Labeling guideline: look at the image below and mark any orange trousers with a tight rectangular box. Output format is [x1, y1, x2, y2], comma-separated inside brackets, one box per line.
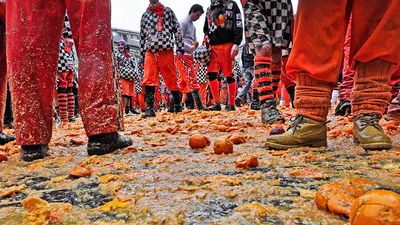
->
[7, 0, 119, 145]
[142, 50, 179, 91]
[176, 55, 200, 93]
[288, 0, 400, 82]
[287, 0, 399, 121]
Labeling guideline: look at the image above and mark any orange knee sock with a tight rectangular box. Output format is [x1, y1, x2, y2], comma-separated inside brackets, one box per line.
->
[352, 59, 393, 117]
[295, 74, 333, 122]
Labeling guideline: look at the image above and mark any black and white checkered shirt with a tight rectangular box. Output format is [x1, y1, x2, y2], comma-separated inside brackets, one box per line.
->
[57, 12, 75, 73]
[57, 39, 75, 73]
[139, 6, 183, 61]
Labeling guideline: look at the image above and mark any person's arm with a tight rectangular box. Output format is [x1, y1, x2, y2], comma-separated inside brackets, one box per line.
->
[139, 13, 146, 64]
[203, 10, 210, 37]
[232, 1, 243, 45]
[170, 9, 184, 54]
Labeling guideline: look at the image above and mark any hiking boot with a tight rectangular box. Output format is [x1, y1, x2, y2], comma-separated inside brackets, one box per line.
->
[87, 132, 133, 156]
[208, 103, 222, 111]
[21, 144, 49, 162]
[261, 100, 285, 124]
[353, 114, 392, 150]
[0, 132, 16, 145]
[235, 98, 242, 107]
[225, 105, 236, 111]
[265, 115, 328, 150]
[335, 100, 351, 116]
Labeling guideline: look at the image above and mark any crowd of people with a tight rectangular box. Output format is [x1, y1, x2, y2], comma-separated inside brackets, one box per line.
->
[0, 0, 399, 162]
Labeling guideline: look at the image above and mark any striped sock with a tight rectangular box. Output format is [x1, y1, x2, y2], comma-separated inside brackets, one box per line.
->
[67, 91, 75, 120]
[254, 56, 274, 104]
[57, 92, 68, 123]
[271, 64, 281, 96]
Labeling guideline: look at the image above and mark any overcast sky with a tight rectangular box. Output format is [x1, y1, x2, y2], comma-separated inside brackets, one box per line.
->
[111, 0, 298, 41]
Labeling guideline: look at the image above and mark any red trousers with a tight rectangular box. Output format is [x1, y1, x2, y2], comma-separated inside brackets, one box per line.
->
[57, 71, 75, 89]
[0, 2, 6, 132]
[7, 0, 119, 145]
[288, 0, 400, 83]
[176, 55, 200, 93]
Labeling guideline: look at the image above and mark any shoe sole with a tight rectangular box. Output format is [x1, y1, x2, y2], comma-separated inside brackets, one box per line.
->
[87, 142, 133, 156]
[353, 138, 392, 150]
[265, 140, 327, 150]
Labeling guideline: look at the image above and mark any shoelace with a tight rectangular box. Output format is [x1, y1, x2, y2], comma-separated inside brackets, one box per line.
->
[357, 114, 382, 131]
[288, 115, 305, 134]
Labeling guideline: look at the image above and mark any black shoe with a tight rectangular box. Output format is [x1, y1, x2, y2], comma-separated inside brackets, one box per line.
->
[87, 132, 132, 156]
[0, 132, 16, 145]
[192, 91, 207, 110]
[235, 98, 242, 107]
[3, 121, 14, 129]
[335, 100, 351, 116]
[225, 105, 236, 111]
[261, 100, 285, 124]
[68, 117, 76, 122]
[172, 91, 183, 113]
[130, 109, 140, 115]
[250, 101, 261, 110]
[208, 103, 222, 111]
[143, 86, 156, 117]
[186, 93, 195, 109]
[21, 144, 49, 162]
[142, 107, 156, 118]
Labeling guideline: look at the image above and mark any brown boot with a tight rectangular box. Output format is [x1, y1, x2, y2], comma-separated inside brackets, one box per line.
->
[353, 114, 392, 150]
[265, 115, 327, 150]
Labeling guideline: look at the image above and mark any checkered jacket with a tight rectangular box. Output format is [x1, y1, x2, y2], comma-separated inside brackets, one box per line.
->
[115, 51, 137, 81]
[57, 38, 75, 73]
[139, 6, 184, 62]
[57, 13, 75, 73]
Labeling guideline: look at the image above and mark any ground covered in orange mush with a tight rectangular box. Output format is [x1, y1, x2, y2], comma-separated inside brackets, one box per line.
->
[0, 107, 399, 225]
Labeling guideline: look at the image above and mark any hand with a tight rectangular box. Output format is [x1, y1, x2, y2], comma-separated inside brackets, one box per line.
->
[192, 41, 199, 48]
[231, 44, 239, 58]
[203, 36, 209, 44]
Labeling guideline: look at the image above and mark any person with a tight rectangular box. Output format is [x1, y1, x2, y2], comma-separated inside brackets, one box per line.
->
[56, 13, 77, 124]
[195, 61, 209, 105]
[114, 40, 137, 116]
[203, 0, 243, 111]
[0, 0, 16, 145]
[6, 0, 133, 161]
[140, 0, 184, 118]
[235, 44, 254, 107]
[241, 0, 293, 124]
[265, 0, 400, 150]
[176, 4, 206, 110]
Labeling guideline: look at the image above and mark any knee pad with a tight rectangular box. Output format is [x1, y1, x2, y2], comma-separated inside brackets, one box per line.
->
[208, 72, 218, 81]
[226, 76, 236, 84]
